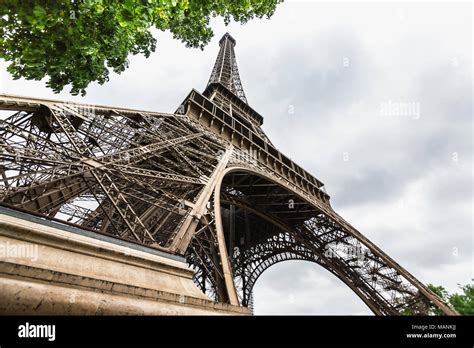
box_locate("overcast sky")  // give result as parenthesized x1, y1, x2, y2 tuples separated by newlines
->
(1, 1, 472, 315)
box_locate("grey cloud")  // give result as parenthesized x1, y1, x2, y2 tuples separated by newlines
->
(254, 260, 372, 315)
(249, 5, 471, 313)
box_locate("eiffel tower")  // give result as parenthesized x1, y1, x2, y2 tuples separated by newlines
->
(0, 33, 457, 315)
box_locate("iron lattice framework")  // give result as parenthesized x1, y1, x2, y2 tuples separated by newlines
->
(207, 33, 247, 104)
(0, 33, 457, 315)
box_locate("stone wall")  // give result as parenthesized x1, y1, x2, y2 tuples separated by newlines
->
(0, 207, 249, 315)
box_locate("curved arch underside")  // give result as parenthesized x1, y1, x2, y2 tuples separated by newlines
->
(190, 165, 457, 315)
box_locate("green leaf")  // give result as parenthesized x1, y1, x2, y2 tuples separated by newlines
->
(33, 5, 47, 19)
(0, 0, 281, 95)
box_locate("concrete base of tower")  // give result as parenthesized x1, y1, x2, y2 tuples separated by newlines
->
(0, 207, 249, 315)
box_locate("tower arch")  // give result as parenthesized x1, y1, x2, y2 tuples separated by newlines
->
(204, 165, 457, 315)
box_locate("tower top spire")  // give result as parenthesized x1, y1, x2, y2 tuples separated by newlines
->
(219, 32, 236, 46)
(207, 33, 247, 103)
